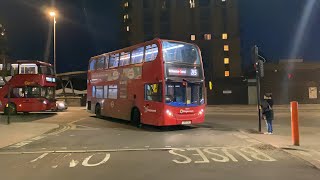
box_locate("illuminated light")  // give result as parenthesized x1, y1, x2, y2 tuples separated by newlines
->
(225, 71, 230, 77)
(209, 81, 213, 90)
(49, 11, 56, 17)
(198, 109, 204, 115)
(126, 26, 130, 32)
(191, 34, 196, 41)
(222, 33, 228, 40)
(224, 58, 229, 64)
(19, 104, 22, 107)
(43, 100, 48, 105)
(224, 45, 229, 51)
(204, 34, 211, 40)
(166, 109, 173, 116)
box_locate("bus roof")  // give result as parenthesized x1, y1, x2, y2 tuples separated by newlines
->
(15, 60, 52, 66)
(89, 38, 198, 60)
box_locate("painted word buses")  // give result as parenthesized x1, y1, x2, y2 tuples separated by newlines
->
(87, 39, 205, 126)
(0, 60, 56, 114)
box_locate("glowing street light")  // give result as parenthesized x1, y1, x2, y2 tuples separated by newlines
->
(48, 10, 57, 75)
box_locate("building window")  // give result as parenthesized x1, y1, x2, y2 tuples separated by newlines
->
(191, 34, 196, 41)
(124, 2, 129, 7)
(204, 34, 211, 40)
(126, 26, 130, 32)
(224, 71, 230, 77)
(222, 33, 228, 40)
(224, 45, 229, 51)
(124, 14, 129, 21)
(224, 58, 229, 64)
(190, 0, 196, 8)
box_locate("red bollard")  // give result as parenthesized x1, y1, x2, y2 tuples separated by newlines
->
(290, 101, 300, 146)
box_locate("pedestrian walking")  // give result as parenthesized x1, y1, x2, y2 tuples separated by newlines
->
(261, 93, 274, 134)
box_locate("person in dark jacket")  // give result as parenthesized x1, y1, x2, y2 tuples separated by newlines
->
(262, 94, 274, 134)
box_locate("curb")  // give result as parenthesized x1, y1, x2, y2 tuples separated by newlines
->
(239, 130, 320, 169)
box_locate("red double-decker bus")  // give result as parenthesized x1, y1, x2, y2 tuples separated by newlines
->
(87, 39, 206, 126)
(0, 60, 56, 114)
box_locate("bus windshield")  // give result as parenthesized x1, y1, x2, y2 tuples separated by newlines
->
(165, 82, 204, 107)
(162, 41, 200, 65)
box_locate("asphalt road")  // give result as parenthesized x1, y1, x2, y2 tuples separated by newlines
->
(0, 108, 319, 180)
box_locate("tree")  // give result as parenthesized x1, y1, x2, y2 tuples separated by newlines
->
(0, 23, 9, 84)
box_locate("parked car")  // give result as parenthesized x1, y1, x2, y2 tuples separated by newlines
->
(56, 100, 68, 111)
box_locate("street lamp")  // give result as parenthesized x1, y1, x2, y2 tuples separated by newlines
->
(49, 10, 57, 75)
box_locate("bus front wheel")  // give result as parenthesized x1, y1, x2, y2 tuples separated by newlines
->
(95, 104, 102, 118)
(4, 103, 17, 115)
(131, 108, 141, 128)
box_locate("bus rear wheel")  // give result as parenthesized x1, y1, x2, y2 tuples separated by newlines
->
(95, 104, 102, 118)
(4, 103, 17, 115)
(131, 108, 141, 128)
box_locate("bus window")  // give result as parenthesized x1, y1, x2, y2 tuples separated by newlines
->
(109, 54, 119, 68)
(145, 83, 162, 102)
(11, 88, 25, 98)
(96, 57, 105, 70)
(131, 47, 144, 64)
(20, 64, 38, 74)
(145, 44, 158, 62)
(108, 85, 118, 99)
(92, 86, 96, 98)
(40, 66, 54, 75)
(25, 87, 41, 98)
(104, 55, 109, 69)
(103, 85, 108, 98)
(89, 59, 96, 70)
(96, 86, 103, 99)
(11, 64, 19, 75)
(119, 52, 130, 66)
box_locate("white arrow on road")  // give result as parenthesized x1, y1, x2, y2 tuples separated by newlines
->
(69, 160, 79, 167)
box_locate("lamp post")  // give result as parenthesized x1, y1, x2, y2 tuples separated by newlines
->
(49, 11, 57, 75)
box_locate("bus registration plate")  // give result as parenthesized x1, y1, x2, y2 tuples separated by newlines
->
(181, 121, 191, 125)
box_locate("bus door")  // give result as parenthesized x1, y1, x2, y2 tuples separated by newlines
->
(143, 83, 163, 125)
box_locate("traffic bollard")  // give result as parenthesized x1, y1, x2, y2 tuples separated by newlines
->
(290, 101, 299, 146)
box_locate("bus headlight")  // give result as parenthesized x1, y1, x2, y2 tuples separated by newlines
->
(198, 109, 204, 115)
(166, 109, 173, 117)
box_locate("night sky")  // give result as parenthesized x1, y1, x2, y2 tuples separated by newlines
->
(0, 0, 319, 73)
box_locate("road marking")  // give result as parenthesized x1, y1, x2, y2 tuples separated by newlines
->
(82, 153, 111, 167)
(169, 147, 276, 164)
(234, 133, 249, 139)
(298, 151, 312, 157)
(31, 136, 45, 141)
(30, 153, 49, 163)
(52, 165, 58, 168)
(69, 160, 79, 167)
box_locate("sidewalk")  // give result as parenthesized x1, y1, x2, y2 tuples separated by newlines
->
(0, 122, 59, 149)
(207, 104, 320, 112)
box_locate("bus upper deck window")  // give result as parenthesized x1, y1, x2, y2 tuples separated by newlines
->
(145, 44, 158, 62)
(89, 59, 96, 70)
(19, 64, 38, 74)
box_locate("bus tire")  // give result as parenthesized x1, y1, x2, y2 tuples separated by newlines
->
(131, 108, 141, 128)
(4, 103, 17, 115)
(95, 104, 102, 118)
